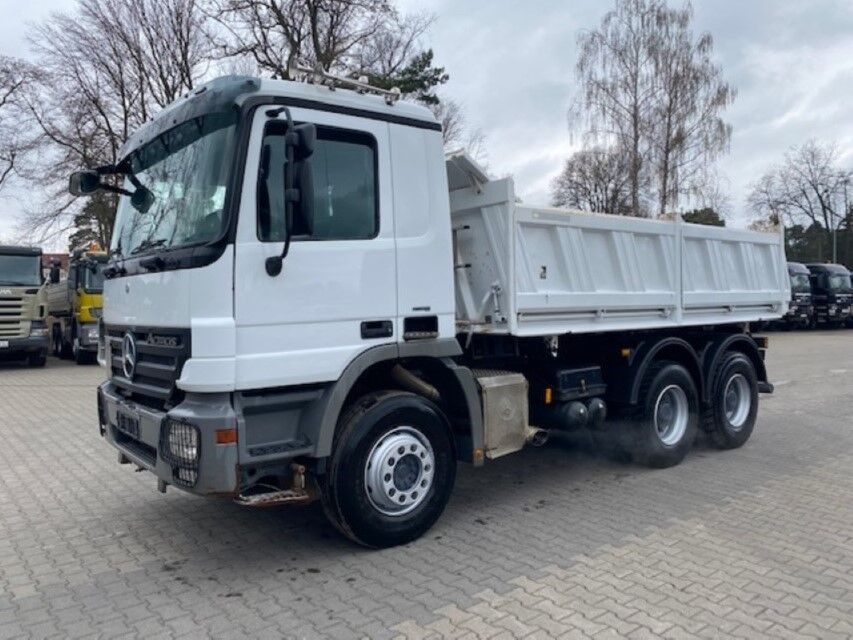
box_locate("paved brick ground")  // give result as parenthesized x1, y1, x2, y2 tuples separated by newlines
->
(1, 330, 852, 639)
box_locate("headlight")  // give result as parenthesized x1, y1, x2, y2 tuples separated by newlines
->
(29, 320, 48, 337)
(91, 308, 103, 318)
(160, 419, 200, 486)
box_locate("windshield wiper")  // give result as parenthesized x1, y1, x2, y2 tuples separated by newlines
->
(130, 238, 169, 255)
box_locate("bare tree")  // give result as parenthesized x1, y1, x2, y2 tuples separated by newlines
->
(550, 148, 630, 214)
(574, 0, 734, 217)
(647, 3, 734, 216)
(748, 140, 850, 232)
(19, 0, 214, 246)
(748, 140, 851, 261)
(575, 0, 660, 216)
(0, 57, 34, 191)
(209, 0, 448, 103)
(430, 99, 486, 161)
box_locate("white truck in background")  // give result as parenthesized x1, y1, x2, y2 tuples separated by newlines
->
(69, 69, 788, 548)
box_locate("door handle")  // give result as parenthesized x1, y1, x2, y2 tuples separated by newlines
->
(361, 320, 393, 339)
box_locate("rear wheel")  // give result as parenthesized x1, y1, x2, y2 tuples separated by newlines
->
(320, 391, 456, 548)
(704, 352, 758, 450)
(620, 361, 699, 468)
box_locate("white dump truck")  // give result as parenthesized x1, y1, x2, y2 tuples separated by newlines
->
(69, 70, 788, 548)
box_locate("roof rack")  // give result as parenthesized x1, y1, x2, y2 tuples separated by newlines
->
(286, 60, 402, 106)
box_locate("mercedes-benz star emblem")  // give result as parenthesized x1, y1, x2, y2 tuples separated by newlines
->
(121, 332, 137, 379)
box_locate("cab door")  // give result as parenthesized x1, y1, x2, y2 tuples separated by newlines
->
(233, 107, 397, 390)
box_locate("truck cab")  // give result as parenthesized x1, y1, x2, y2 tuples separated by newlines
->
(781, 262, 814, 328)
(0, 245, 49, 366)
(806, 263, 852, 328)
(71, 73, 785, 548)
(46, 249, 107, 363)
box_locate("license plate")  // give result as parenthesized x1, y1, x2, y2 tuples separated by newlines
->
(116, 405, 140, 440)
(0, 340, 8, 348)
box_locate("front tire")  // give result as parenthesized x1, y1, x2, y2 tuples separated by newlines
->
(320, 391, 456, 549)
(704, 352, 758, 450)
(28, 353, 47, 367)
(621, 361, 699, 468)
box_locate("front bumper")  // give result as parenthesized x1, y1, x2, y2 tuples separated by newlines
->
(818, 304, 851, 322)
(783, 304, 813, 322)
(0, 335, 49, 357)
(78, 323, 100, 352)
(97, 381, 239, 495)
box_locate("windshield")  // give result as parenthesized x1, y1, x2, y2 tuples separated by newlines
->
(828, 274, 852, 291)
(110, 112, 237, 257)
(790, 274, 810, 293)
(82, 262, 106, 292)
(0, 255, 42, 286)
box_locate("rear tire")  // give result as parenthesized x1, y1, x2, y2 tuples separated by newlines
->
(320, 391, 456, 549)
(703, 352, 758, 450)
(621, 361, 699, 468)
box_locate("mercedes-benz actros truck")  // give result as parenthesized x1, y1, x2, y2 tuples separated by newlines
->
(69, 70, 788, 548)
(0, 245, 48, 367)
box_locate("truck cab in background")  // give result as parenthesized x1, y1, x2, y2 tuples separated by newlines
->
(806, 263, 852, 328)
(46, 249, 107, 364)
(0, 245, 49, 367)
(780, 262, 814, 329)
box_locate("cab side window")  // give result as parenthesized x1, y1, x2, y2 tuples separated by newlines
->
(257, 123, 378, 242)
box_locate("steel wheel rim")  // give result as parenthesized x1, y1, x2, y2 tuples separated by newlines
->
(364, 426, 435, 517)
(654, 384, 689, 446)
(724, 373, 751, 430)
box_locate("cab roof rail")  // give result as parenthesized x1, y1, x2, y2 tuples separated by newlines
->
(286, 60, 402, 106)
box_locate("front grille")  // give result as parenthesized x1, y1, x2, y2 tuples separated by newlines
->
(106, 325, 191, 411)
(0, 296, 26, 338)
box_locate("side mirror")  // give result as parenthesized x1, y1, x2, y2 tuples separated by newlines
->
(294, 123, 316, 160)
(49, 265, 61, 284)
(69, 171, 102, 196)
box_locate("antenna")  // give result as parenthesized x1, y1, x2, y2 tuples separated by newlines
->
(286, 60, 402, 106)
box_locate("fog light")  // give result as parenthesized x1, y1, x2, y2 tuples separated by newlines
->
(167, 421, 199, 465)
(160, 419, 200, 487)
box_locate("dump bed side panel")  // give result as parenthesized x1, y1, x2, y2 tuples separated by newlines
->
(450, 177, 789, 336)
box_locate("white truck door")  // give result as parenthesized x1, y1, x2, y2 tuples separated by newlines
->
(234, 107, 396, 390)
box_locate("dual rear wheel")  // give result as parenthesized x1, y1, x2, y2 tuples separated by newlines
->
(612, 353, 758, 468)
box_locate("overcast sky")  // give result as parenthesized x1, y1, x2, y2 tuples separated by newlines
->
(2, 0, 853, 246)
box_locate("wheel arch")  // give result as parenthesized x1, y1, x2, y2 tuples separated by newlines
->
(305, 340, 483, 465)
(620, 337, 703, 406)
(700, 334, 768, 404)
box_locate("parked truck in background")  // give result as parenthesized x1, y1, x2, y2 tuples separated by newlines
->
(69, 72, 788, 548)
(0, 245, 49, 367)
(806, 263, 852, 328)
(779, 262, 814, 329)
(46, 249, 107, 364)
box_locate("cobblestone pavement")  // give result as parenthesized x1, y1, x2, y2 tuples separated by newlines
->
(1, 331, 852, 639)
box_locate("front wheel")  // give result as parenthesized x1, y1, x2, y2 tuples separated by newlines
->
(27, 353, 47, 367)
(320, 391, 456, 548)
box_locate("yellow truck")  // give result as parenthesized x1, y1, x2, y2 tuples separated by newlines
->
(0, 245, 49, 367)
(46, 249, 107, 364)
